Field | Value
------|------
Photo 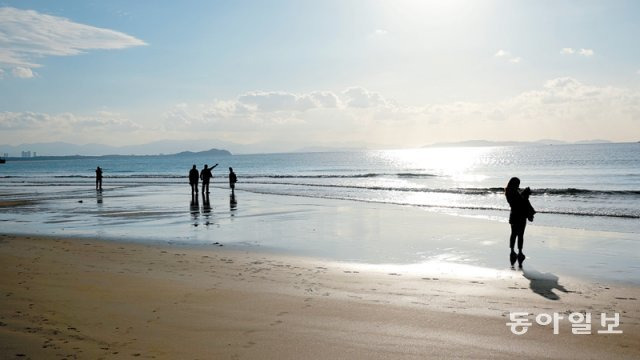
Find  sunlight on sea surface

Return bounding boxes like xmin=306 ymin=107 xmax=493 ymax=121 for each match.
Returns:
xmin=374 ymin=147 xmax=494 ymax=182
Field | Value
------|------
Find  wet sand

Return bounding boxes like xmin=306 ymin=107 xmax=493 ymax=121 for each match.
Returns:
xmin=2 ymin=187 xmax=639 ymax=284
xmin=1 ymin=234 xmax=639 ymax=359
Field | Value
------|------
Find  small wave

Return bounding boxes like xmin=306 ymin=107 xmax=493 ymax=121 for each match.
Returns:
xmin=242 ymin=172 xmax=438 ymax=179
xmin=2 ymin=175 xmax=637 ymax=198
xmin=236 ymin=188 xmax=640 ymax=219
xmin=534 ymin=188 xmax=640 ymax=196
xmin=238 ymin=182 xmax=640 ymax=198
xmin=396 ymin=173 xmax=439 ymax=178
xmin=241 ymin=181 xmax=491 ymax=194
xmin=3 ymin=172 xmax=439 ymax=180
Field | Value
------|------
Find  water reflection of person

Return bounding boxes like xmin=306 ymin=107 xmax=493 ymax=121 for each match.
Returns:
xmin=190 ymin=195 xmax=199 ymax=225
xmin=202 ymin=191 xmax=212 ymax=223
xmin=230 ymin=193 xmax=237 ymax=213
xmin=95 ymin=166 xmax=103 ymax=190
xmin=505 ymin=177 xmax=535 ymax=268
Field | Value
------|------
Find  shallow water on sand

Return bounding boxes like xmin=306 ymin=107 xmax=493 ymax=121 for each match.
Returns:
xmin=1 ymin=181 xmax=638 ymax=285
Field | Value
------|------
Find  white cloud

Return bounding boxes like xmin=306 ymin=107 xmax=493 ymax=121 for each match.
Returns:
xmin=579 ymin=48 xmax=594 ymax=57
xmin=12 ymin=67 xmax=35 ymax=78
xmin=561 ymin=47 xmax=594 ymax=57
xmin=309 ymin=91 xmax=340 ymax=108
xmin=0 ymin=111 xmax=141 ymax=131
xmin=238 ymin=91 xmax=317 ymax=112
xmin=342 ymin=87 xmax=388 ymax=108
xmin=494 ymin=49 xmax=509 ymax=57
xmin=158 ymin=79 xmax=640 ymax=146
xmin=374 ymin=29 xmax=388 ymax=35
xmin=494 ymin=49 xmax=521 ymax=64
xmin=6 ymin=80 xmax=635 ymax=148
xmin=0 ymin=7 xmax=146 ymax=77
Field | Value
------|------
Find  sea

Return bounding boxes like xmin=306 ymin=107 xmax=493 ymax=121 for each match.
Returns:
xmin=1 ymin=143 xmax=638 ymax=235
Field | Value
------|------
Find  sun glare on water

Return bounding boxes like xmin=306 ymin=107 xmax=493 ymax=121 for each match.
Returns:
xmin=376 ymin=147 xmax=494 ymax=182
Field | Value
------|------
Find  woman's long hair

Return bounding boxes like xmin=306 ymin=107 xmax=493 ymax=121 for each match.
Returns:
xmin=505 ymin=177 xmax=520 ymax=194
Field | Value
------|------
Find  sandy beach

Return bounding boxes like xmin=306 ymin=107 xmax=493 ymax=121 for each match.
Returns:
xmin=1 ymin=233 xmax=639 ymax=359
xmin=1 ymin=179 xmax=639 ymax=359
xmin=4 ymin=1 xmax=640 ymax=358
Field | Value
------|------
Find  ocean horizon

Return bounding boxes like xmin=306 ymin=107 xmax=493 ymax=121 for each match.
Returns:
xmin=1 ymin=142 xmax=639 ymax=284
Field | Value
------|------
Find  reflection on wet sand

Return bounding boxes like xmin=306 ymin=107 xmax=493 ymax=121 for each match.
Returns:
xmin=230 ymin=193 xmax=237 ymax=214
xmin=190 ymin=196 xmax=199 ymax=226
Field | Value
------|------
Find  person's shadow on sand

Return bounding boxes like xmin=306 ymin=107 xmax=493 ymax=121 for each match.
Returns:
xmin=522 ymin=267 xmax=569 ymax=300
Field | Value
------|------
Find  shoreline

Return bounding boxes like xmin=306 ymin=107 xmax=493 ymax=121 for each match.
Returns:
xmin=1 ymin=187 xmax=638 ymax=286
xmin=1 ymin=234 xmax=639 ymax=359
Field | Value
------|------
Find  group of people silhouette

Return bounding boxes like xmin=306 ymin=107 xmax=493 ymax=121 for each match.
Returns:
xmin=187 ymin=164 xmax=238 ymax=213
xmin=94 ymin=164 xmax=238 ymax=203
xmin=188 ymin=164 xmax=237 ymax=195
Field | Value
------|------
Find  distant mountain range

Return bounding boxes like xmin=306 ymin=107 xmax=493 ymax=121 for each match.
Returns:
xmin=1 ymin=144 xmax=230 ymax=159
xmin=424 ymin=139 xmax=614 ymax=148
xmin=0 ymin=138 xmax=622 ymax=157
xmin=0 ymin=140 xmax=235 ymax=157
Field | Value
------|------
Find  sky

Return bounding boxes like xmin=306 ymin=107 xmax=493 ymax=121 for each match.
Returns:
xmin=1 ymin=0 xmax=640 ymax=152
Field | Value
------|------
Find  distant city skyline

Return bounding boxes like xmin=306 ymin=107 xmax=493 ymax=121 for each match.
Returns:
xmin=1 ymin=0 xmax=640 ymax=151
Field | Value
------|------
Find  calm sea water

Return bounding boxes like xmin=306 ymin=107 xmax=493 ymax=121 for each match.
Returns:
xmin=1 ymin=143 xmax=639 ymax=234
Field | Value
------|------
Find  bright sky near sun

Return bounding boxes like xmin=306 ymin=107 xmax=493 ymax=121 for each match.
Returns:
xmin=1 ymin=0 xmax=639 ymax=151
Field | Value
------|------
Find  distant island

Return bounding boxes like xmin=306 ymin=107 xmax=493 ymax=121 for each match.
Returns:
xmin=171 ymin=148 xmax=232 ymax=157
xmin=0 ymin=140 xmax=236 ymax=158
xmin=3 ymin=148 xmax=231 ymax=161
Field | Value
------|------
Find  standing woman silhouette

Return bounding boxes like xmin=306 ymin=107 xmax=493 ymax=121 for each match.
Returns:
xmin=505 ymin=177 xmax=535 ymax=267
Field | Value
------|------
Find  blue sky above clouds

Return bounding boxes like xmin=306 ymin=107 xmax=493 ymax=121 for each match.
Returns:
xmin=1 ymin=0 xmax=639 ymax=150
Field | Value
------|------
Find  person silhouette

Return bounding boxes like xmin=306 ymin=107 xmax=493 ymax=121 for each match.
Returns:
xmin=95 ymin=166 xmax=103 ymax=190
xmin=189 ymin=165 xmax=199 ymax=196
xmin=505 ymin=177 xmax=536 ymax=268
xmin=228 ymin=167 xmax=238 ymax=194
xmin=199 ymin=163 xmax=218 ymax=194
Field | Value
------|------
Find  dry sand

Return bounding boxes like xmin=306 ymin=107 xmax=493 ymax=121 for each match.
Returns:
xmin=1 ymin=234 xmax=639 ymax=359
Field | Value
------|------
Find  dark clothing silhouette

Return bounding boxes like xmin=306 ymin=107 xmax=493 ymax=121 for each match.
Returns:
xmin=505 ymin=177 xmax=536 ymax=267
xmin=200 ymin=163 xmax=218 ymax=194
xmin=228 ymin=167 xmax=237 ymax=193
xmin=189 ymin=165 xmax=199 ymax=196
xmin=95 ymin=167 xmax=103 ymax=190
xmin=506 ymin=187 xmax=535 ymax=225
